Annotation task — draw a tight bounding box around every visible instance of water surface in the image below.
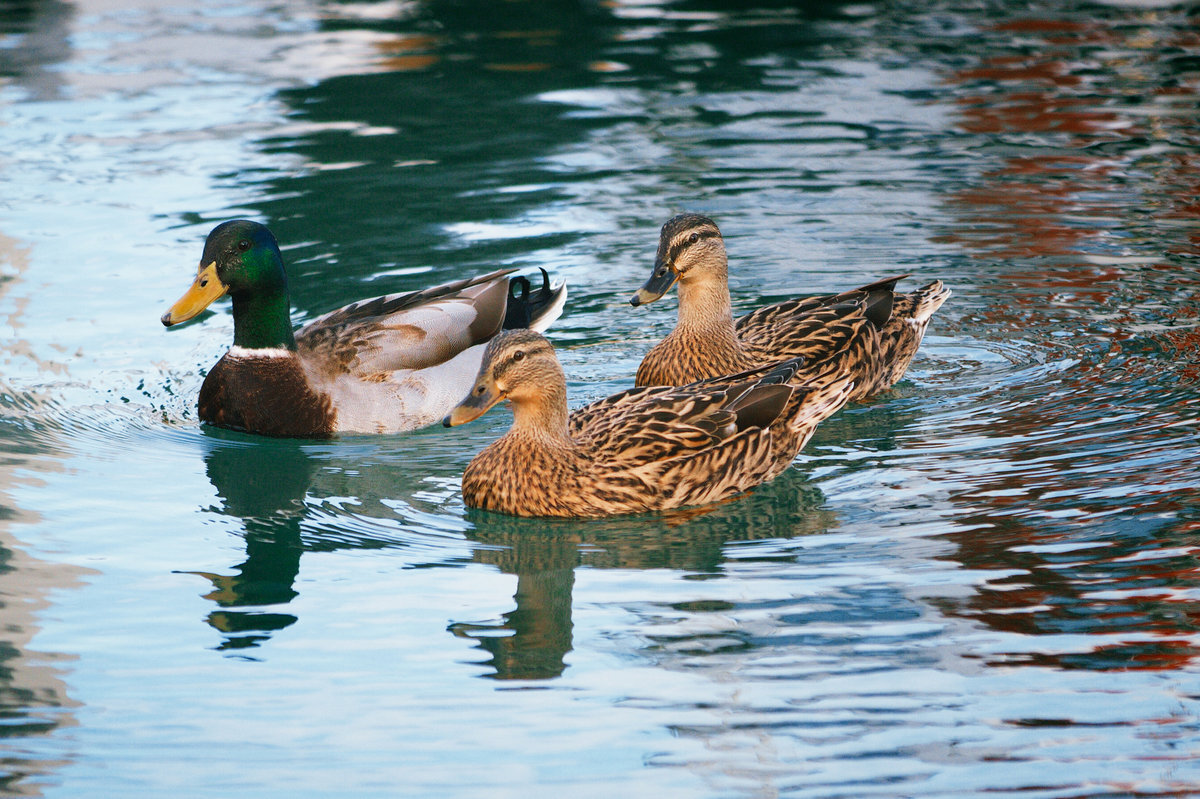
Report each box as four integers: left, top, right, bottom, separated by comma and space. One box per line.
1, 0, 1199, 796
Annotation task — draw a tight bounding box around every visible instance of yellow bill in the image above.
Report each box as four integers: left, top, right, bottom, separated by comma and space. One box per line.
161, 262, 227, 327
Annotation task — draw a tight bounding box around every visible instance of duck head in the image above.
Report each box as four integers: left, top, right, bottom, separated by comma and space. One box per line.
443, 329, 565, 428
162, 220, 296, 350
630, 213, 726, 307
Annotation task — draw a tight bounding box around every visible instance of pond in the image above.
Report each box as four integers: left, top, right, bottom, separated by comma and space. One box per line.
1, 0, 1198, 796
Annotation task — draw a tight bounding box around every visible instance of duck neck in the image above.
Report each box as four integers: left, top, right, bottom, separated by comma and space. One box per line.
230, 289, 297, 351
508, 380, 573, 449
675, 257, 740, 349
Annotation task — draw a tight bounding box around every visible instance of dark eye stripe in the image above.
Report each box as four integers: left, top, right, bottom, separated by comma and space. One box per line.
666, 228, 719, 265
493, 342, 551, 379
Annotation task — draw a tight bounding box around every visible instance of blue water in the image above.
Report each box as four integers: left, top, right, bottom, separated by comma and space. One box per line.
1, 0, 1199, 796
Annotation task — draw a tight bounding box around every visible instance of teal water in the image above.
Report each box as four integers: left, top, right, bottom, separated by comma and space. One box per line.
2, 0, 1199, 796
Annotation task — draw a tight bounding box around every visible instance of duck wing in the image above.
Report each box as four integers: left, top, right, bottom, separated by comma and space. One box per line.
737, 272, 903, 340
296, 268, 516, 376
570, 385, 732, 465
735, 298, 883, 364
744, 274, 907, 321
646, 382, 796, 508
571, 377, 792, 469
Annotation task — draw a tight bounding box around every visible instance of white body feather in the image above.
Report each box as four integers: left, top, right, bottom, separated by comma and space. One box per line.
297, 274, 567, 434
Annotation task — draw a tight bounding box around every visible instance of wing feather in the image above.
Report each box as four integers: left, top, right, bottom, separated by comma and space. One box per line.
296, 269, 514, 375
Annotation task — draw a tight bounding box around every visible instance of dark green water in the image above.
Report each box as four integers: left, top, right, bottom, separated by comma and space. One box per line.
1, 0, 1198, 795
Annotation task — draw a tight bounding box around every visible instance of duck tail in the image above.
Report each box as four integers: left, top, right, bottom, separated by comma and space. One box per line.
503, 268, 569, 332
905, 280, 951, 325
782, 363, 855, 449
852, 273, 909, 295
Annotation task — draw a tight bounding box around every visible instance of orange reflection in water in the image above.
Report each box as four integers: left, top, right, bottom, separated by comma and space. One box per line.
939, 12, 1199, 273
373, 34, 442, 71
933, 12, 1200, 671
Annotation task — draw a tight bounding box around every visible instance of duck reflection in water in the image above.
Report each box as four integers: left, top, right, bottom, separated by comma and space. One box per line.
449, 525, 577, 682
452, 478, 836, 681
182, 435, 314, 652
183, 432, 839, 672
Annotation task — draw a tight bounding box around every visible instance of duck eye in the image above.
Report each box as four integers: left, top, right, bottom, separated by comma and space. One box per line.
512, 350, 525, 361
689, 232, 700, 243
237, 239, 252, 252
476, 385, 486, 395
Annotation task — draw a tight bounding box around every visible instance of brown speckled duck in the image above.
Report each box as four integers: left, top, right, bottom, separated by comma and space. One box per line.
630, 213, 949, 399
161, 220, 566, 437
442, 329, 854, 518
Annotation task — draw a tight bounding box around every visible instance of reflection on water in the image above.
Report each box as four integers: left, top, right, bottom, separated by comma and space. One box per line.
193, 423, 839, 674
457, 479, 836, 680
186, 436, 313, 650
0, 174, 82, 795
448, 556, 576, 682
0, 528, 84, 796
187, 430, 475, 652
924, 6, 1200, 673
0, 0, 1199, 795
0, 0, 73, 101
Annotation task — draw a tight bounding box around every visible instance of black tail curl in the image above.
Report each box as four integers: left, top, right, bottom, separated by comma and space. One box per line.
503, 268, 554, 330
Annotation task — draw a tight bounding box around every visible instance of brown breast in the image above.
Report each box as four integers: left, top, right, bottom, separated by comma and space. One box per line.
635, 332, 758, 387
198, 352, 336, 438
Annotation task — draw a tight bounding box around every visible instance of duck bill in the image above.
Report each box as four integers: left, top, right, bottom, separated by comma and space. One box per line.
443, 382, 504, 427
161, 262, 227, 326
629, 260, 678, 307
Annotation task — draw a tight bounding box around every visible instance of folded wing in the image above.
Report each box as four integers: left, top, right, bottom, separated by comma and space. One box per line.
296, 268, 514, 375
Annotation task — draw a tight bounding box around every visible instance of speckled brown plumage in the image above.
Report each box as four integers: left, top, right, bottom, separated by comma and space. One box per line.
874, 282, 952, 389
632, 214, 950, 400
445, 330, 854, 518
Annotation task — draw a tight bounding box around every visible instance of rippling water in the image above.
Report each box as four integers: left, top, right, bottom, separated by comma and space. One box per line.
1, 0, 1198, 796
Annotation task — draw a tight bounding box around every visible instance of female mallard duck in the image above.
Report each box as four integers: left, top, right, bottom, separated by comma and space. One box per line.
630, 213, 950, 398
161, 220, 566, 438
442, 329, 853, 518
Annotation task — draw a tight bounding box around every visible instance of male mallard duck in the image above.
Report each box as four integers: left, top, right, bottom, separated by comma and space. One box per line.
630, 213, 949, 398
442, 329, 853, 518
162, 220, 566, 437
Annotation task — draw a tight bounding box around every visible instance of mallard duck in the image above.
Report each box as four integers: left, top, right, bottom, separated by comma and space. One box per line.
161, 220, 566, 437
442, 329, 853, 518
630, 213, 949, 398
